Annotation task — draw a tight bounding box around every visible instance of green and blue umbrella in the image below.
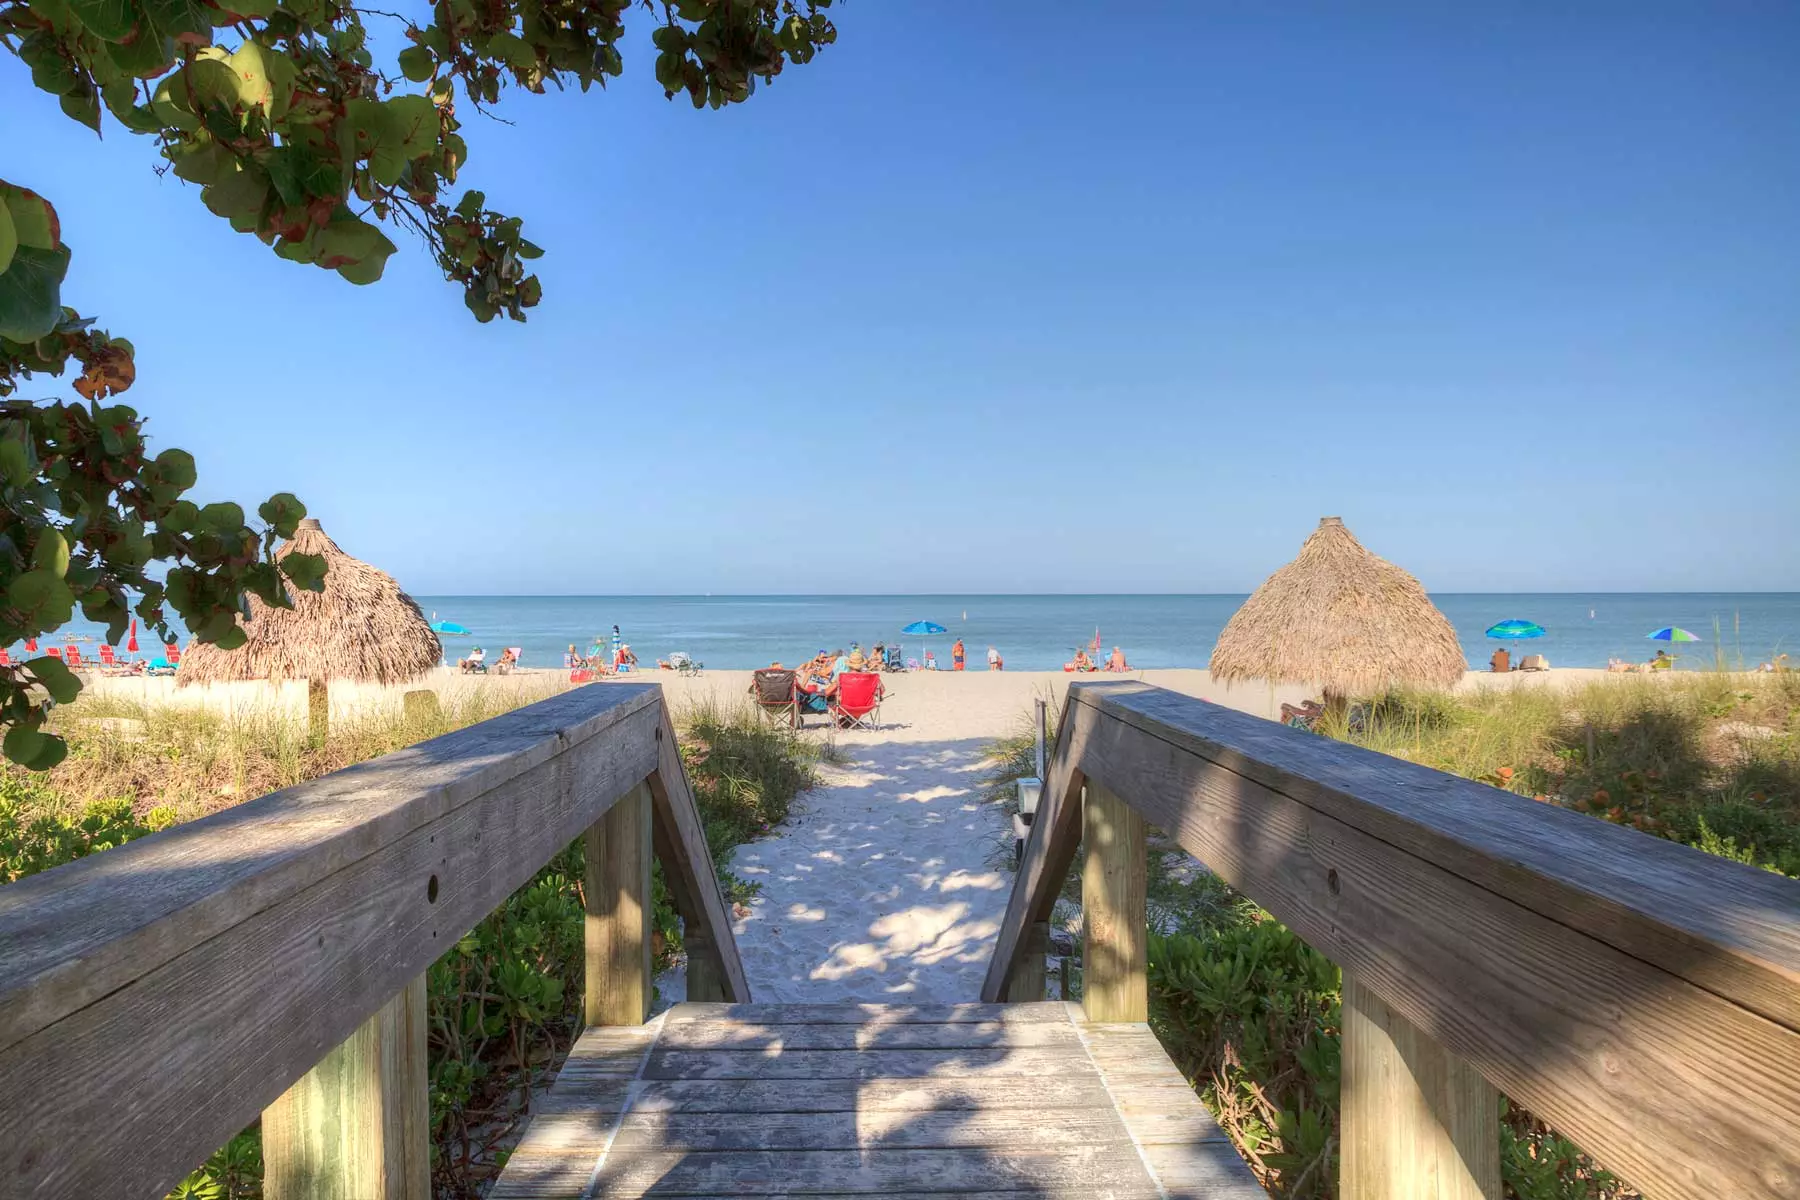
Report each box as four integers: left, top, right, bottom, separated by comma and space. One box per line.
1647, 626, 1701, 643
1485, 620, 1546, 640
430, 620, 471, 636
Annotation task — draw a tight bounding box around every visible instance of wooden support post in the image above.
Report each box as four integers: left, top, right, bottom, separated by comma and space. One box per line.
585, 781, 653, 1026
1005, 920, 1050, 1002
262, 973, 428, 1200
1341, 971, 1501, 1200
683, 925, 726, 1003
1081, 781, 1146, 1023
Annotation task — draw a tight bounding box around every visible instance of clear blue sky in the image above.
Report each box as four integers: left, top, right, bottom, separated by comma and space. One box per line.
8, 2, 1798, 594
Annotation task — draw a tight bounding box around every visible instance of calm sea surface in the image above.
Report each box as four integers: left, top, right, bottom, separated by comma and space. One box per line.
34, 594, 1799, 673
381, 594, 1800, 673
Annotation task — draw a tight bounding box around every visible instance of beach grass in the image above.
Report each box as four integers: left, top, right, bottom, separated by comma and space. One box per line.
0, 685, 821, 1199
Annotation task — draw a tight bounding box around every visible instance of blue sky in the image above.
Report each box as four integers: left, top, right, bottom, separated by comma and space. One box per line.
8, 1, 1798, 594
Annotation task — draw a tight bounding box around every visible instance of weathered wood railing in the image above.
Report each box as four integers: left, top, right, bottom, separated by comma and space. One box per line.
984, 681, 1800, 1199
0, 682, 745, 1200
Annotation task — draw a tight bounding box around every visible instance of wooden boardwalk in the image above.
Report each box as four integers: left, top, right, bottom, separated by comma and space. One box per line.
492, 1002, 1260, 1199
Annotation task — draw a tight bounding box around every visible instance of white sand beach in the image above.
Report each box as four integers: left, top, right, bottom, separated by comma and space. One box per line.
644, 666, 1615, 1005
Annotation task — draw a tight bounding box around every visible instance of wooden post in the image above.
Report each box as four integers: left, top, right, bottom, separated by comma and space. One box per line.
1005, 921, 1050, 1002
585, 781, 653, 1026
1341, 971, 1501, 1199
262, 973, 428, 1200
307, 677, 329, 743
684, 925, 726, 1003
1081, 781, 1146, 1023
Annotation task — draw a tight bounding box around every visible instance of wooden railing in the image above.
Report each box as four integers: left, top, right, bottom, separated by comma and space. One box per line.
0, 683, 745, 1200
984, 681, 1800, 1200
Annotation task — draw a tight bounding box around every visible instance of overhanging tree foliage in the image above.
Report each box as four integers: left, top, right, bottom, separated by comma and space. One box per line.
0, 0, 838, 765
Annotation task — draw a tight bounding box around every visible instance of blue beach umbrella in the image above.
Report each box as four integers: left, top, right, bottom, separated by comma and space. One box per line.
430, 620, 471, 636
1647, 626, 1701, 643
1485, 619, 1545, 640
901, 620, 947, 667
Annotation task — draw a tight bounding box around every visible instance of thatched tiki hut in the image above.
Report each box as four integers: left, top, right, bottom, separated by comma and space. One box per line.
177, 518, 441, 734
1209, 516, 1466, 704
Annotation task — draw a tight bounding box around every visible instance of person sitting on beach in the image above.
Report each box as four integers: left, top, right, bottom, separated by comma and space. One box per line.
1489, 648, 1511, 673
565, 644, 587, 670
494, 647, 519, 675
923, 650, 938, 670
1066, 649, 1095, 672
1106, 646, 1128, 672
1650, 649, 1674, 671
615, 644, 638, 671
848, 645, 868, 671
460, 646, 487, 674
1280, 699, 1326, 730
796, 651, 829, 692
1607, 657, 1632, 673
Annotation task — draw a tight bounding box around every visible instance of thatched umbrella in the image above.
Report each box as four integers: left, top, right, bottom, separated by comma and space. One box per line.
177, 518, 441, 732
1209, 516, 1466, 701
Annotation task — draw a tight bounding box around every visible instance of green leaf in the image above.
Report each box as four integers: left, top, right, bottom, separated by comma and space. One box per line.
347, 96, 436, 187
314, 218, 395, 284
8, 569, 76, 627
27, 655, 82, 704
227, 40, 297, 119
65, 0, 139, 42
0, 438, 31, 485
5, 726, 68, 771
104, 32, 175, 80
59, 89, 103, 133
153, 447, 197, 490
516, 238, 543, 260
1, 185, 59, 251
33, 529, 69, 577
282, 550, 327, 592
397, 44, 434, 82
139, 0, 210, 43
0, 244, 71, 343
454, 189, 485, 220
483, 31, 535, 69
257, 492, 306, 537
198, 500, 244, 531
0, 203, 14, 276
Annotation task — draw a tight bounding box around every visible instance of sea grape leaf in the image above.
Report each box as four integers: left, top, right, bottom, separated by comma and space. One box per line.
65, 0, 140, 42
1, 185, 59, 251
227, 40, 297, 118
27, 655, 82, 704
59, 89, 104, 132
0, 204, 15, 275
8, 569, 76, 627
0, 245, 71, 342
5, 726, 68, 771
257, 491, 305, 537
397, 44, 434, 82
33, 529, 69, 577
282, 550, 326, 591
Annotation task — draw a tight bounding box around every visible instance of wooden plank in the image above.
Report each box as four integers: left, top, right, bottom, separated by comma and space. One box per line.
655, 1019, 1079, 1051
1342, 971, 1500, 1199
591, 1144, 1160, 1197
0, 687, 662, 1200
1140, 1141, 1266, 1199
645, 702, 749, 1002
262, 974, 429, 1200
608, 1107, 1133, 1151
586, 782, 653, 1027
980, 696, 1087, 1003
1058, 683, 1800, 1200
664, 1001, 1070, 1025
643, 1046, 1096, 1081
1073, 681, 1800, 1030
1081, 781, 1147, 1023
612, 1075, 1117, 1114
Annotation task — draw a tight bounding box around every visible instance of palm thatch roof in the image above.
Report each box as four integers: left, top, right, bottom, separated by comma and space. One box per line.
1209, 516, 1466, 695
177, 519, 441, 687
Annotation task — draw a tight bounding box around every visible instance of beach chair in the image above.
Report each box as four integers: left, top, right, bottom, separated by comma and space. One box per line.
883, 645, 903, 673
830, 672, 883, 731
64, 646, 85, 670
165, 643, 182, 665
1519, 654, 1549, 672
750, 668, 800, 729
0, 649, 9, 667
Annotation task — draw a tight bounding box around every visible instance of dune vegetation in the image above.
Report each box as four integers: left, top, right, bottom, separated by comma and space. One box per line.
0, 685, 824, 1199
983, 671, 1798, 1199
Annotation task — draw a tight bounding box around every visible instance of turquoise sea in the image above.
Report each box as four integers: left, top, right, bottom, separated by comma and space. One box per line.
392, 594, 1800, 673
30, 594, 1799, 673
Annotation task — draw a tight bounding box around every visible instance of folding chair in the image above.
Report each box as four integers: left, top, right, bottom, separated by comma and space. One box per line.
750, 668, 800, 729
830, 672, 883, 731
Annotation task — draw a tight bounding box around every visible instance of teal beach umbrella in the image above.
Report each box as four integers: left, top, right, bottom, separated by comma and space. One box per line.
1647, 627, 1701, 643
901, 620, 946, 666
430, 620, 471, 636
1485, 619, 1545, 640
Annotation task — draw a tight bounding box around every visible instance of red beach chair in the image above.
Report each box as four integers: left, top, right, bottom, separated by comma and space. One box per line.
0, 649, 10, 666
64, 646, 85, 669
830, 672, 883, 731
165, 643, 182, 665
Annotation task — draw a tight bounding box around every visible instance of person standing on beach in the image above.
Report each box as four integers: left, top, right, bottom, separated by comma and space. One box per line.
952, 638, 966, 671
987, 645, 1001, 670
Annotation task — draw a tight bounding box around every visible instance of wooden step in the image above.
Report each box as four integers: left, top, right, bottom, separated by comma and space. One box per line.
491, 1002, 1261, 1198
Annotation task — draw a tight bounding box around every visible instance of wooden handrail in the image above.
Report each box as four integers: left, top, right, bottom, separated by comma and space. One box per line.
0, 683, 747, 1200
985, 681, 1800, 1200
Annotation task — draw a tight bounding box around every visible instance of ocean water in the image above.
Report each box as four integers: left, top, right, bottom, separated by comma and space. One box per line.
389, 594, 1800, 673
29, 594, 1798, 673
